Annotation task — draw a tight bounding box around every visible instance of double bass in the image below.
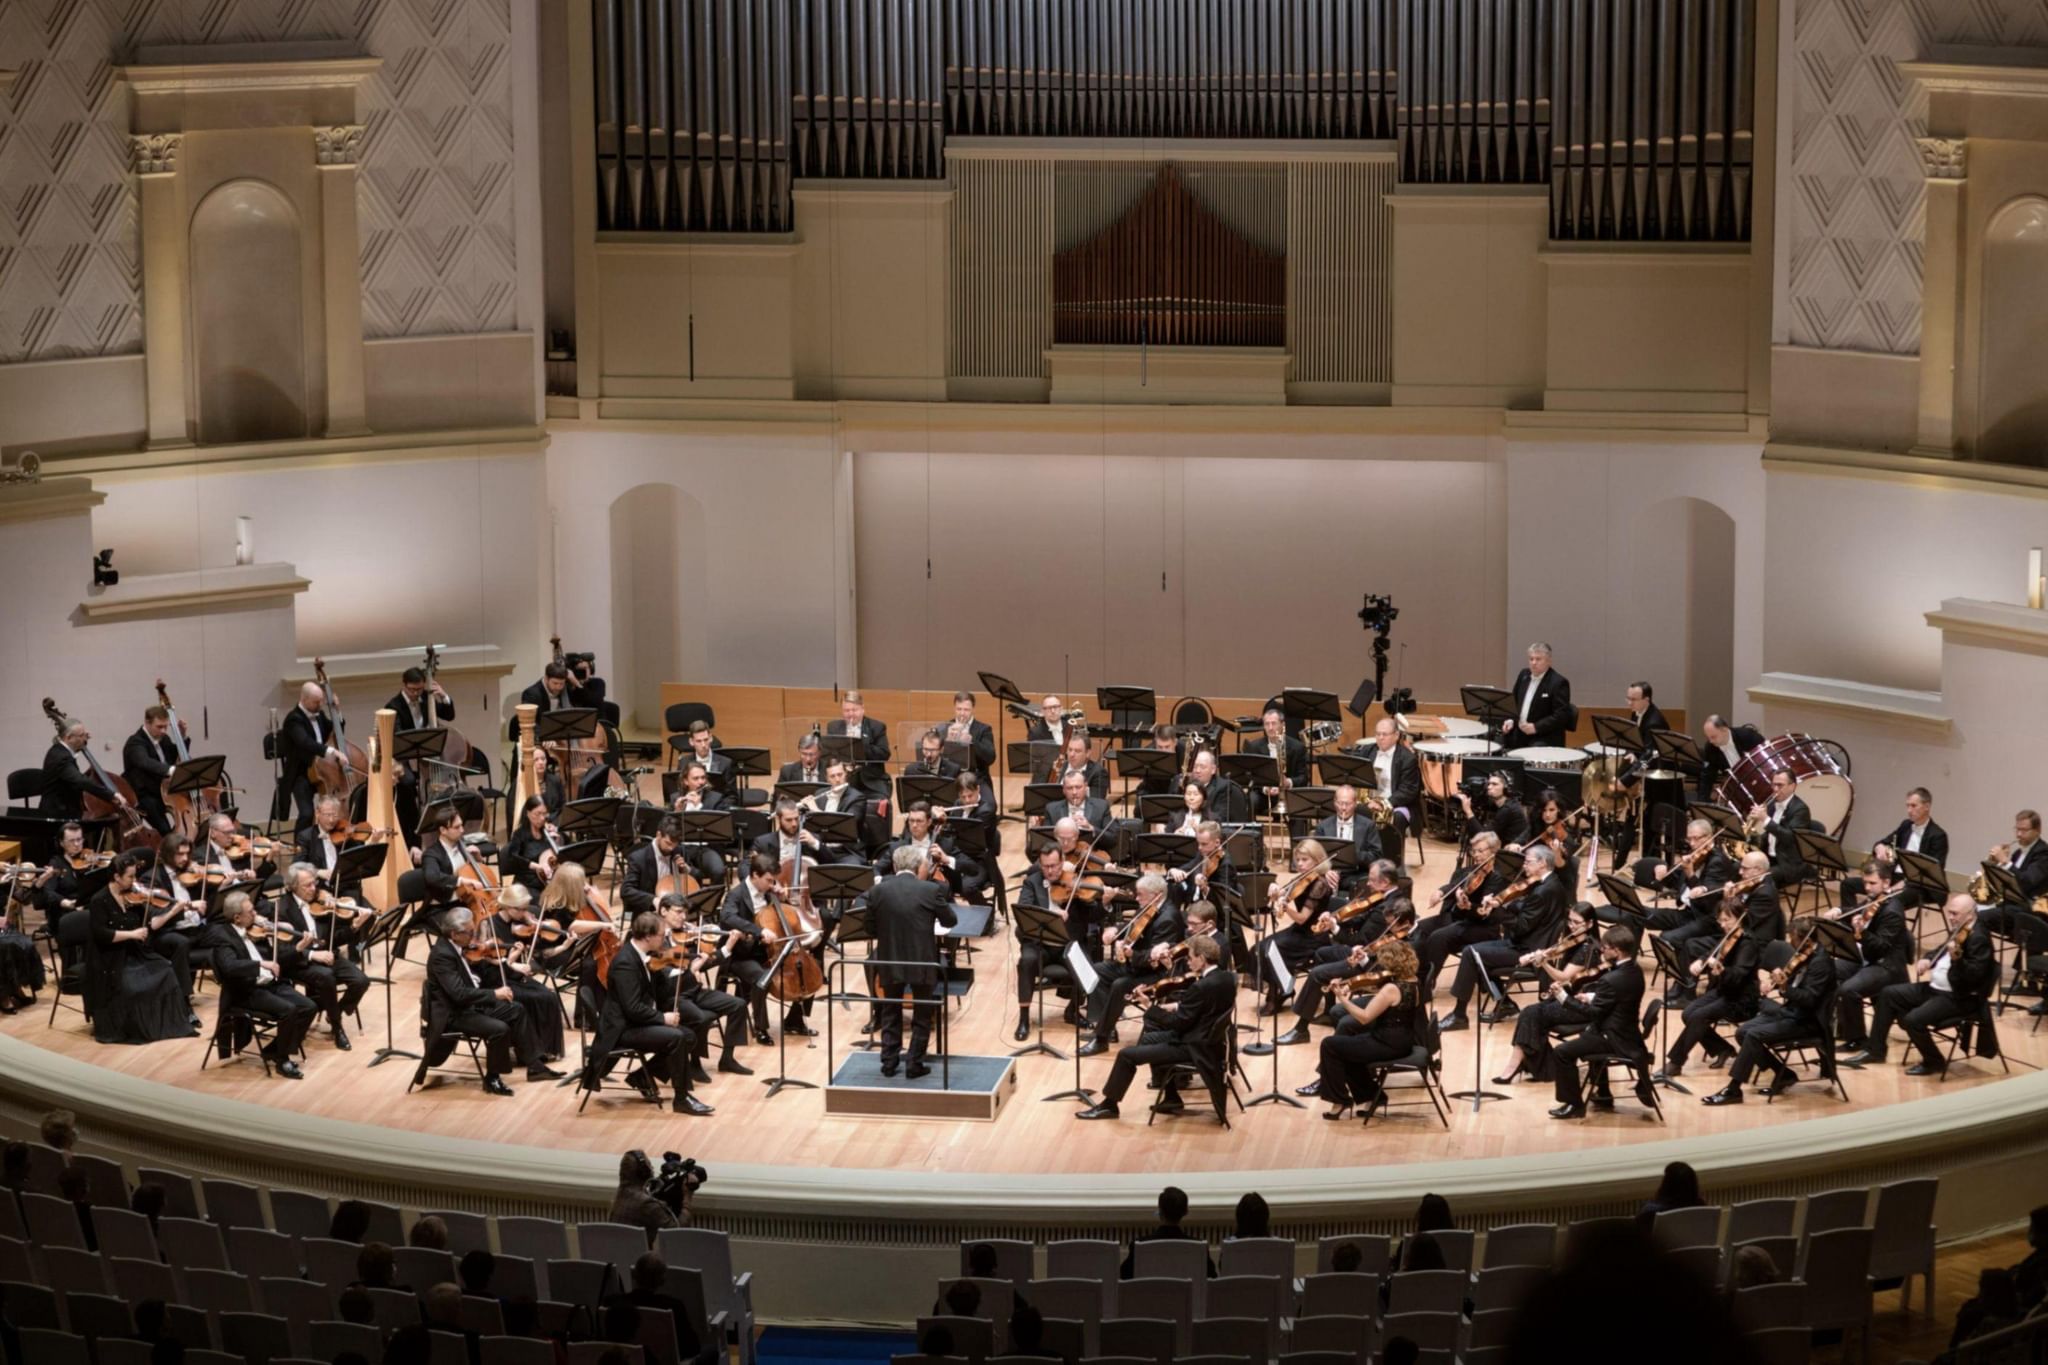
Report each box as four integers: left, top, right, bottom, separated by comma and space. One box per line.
419, 644, 477, 774
308, 659, 369, 804
40, 698, 157, 852
153, 678, 224, 840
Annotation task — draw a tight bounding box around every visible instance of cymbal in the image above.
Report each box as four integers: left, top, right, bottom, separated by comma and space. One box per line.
1641, 767, 1683, 781
1582, 758, 1632, 814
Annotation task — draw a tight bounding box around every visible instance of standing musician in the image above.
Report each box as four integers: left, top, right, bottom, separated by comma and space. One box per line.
1747, 770, 1810, 889
1275, 864, 1410, 1047
870, 846, 959, 1078
1549, 924, 1651, 1120
1076, 874, 1184, 1056
1487, 902, 1603, 1084
1360, 720, 1423, 867
1014, 843, 1087, 1039
1076, 934, 1236, 1121
825, 691, 891, 801
1607, 682, 1670, 865
37, 823, 98, 934
1438, 845, 1569, 1032
271, 864, 373, 1050
86, 851, 196, 1045
478, 884, 568, 1065
1166, 821, 1243, 965
581, 911, 711, 1115
416, 806, 471, 905
1457, 771, 1529, 849
719, 852, 815, 1043
1411, 830, 1513, 993
1501, 642, 1575, 751
121, 705, 184, 835
1187, 751, 1249, 825
41, 717, 127, 821
1873, 787, 1948, 871
1705, 915, 1840, 1104
1640, 819, 1737, 954
564, 650, 620, 727
1045, 771, 1111, 837
278, 681, 344, 825
211, 891, 317, 1078
904, 730, 961, 782
419, 906, 556, 1095
1697, 715, 1766, 801
1659, 902, 1760, 1078
1315, 785, 1384, 895
1244, 708, 1308, 818
941, 691, 997, 778
500, 796, 560, 896
140, 835, 208, 998
1251, 840, 1336, 1012
1825, 860, 1914, 1056
297, 796, 368, 901
877, 802, 969, 899
1853, 893, 1998, 1074
387, 666, 456, 837
654, 891, 751, 1079
1971, 809, 2048, 946
778, 733, 826, 786
1311, 940, 1425, 1120
623, 818, 697, 919
667, 763, 730, 883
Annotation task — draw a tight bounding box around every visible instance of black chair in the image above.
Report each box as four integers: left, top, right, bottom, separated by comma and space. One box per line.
5, 769, 49, 814
575, 1043, 669, 1113
48, 913, 93, 1026
1921, 1003, 2010, 1081
1146, 1010, 1241, 1128
1359, 1013, 1451, 1130
202, 1001, 283, 1077
1582, 1051, 1665, 1121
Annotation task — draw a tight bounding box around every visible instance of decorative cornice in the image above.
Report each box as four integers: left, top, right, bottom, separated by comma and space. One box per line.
1901, 46, 2048, 98
1918, 137, 1968, 182
314, 124, 365, 167
77, 564, 310, 622
0, 477, 107, 525
116, 43, 381, 97
1925, 598, 2048, 657
1747, 672, 1952, 735
128, 132, 181, 177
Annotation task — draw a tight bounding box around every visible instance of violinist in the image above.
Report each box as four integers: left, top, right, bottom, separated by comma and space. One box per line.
477, 884, 567, 1064
1075, 933, 1234, 1122
1438, 845, 1569, 1033
420, 906, 556, 1096
41, 717, 125, 821
623, 818, 694, 920
777, 732, 826, 786
87, 851, 196, 1044
1168, 821, 1243, 965
1824, 859, 1913, 1055
824, 691, 891, 801
1311, 939, 1424, 1120
1411, 830, 1512, 993
500, 796, 559, 896
1489, 902, 1604, 1085
1251, 840, 1336, 1013
942, 691, 996, 778
417, 806, 470, 904
581, 910, 713, 1113
1705, 915, 1839, 1104
719, 852, 808, 1044
1549, 925, 1650, 1119
1244, 708, 1307, 818
1658, 902, 1759, 1079
37, 823, 97, 932
272, 864, 372, 1050
278, 681, 345, 825
1014, 843, 1088, 1039
121, 705, 182, 836
655, 890, 750, 1079
0, 864, 44, 1013
1078, 874, 1184, 1056
1851, 893, 1996, 1074
1045, 771, 1110, 838
211, 891, 317, 1076
1641, 819, 1736, 951
1457, 771, 1529, 849
904, 729, 961, 782
537, 862, 616, 1019
1188, 750, 1249, 825
1275, 863, 1408, 1048
141, 835, 208, 997
1315, 786, 1383, 897
876, 802, 965, 899
202, 812, 273, 892
667, 764, 729, 883
1731, 849, 1786, 946
1515, 790, 1583, 887
297, 795, 371, 901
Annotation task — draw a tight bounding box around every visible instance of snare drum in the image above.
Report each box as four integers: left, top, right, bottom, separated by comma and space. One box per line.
1717, 733, 1854, 838
1517, 746, 1591, 774
1415, 737, 1499, 799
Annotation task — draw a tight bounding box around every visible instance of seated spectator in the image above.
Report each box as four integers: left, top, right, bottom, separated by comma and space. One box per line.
600, 1251, 718, 1365
330, 1198, 372, 1243
409, 1215, 449, 1250
1009, 1303, 1059, 1360
39, 1108, 78, 1160
1940, 1268, 2024, 1365
1502, 1222, 1751, 1365
1233, 1192, 1271, 1239
1637, 1161, 1704, 1226
421, 1283, 480, 1364
1393, 1193, 1453, 1272
336, 1285, 374, 1325
130, 1182, 167, 1234
458, 1249, 497, 1297
1119, 1185, 1215, 1278
57, 1167, 95, 1250
352, 1241, 406, 1291
933, 1280, 980, 1319
1330, 1242, 1365, 1273
964, 1243, 1000, 1279
1727, 1244, 1781, 1293
2010, 1206, 2048, 1311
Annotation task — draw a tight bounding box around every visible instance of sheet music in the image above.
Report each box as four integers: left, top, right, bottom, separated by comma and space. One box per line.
1065, 941, 1100, 995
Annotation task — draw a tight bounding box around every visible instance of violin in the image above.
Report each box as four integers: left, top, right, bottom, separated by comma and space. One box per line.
66, 851, 116, 871
1479, 872, 1539, 918
647, 928, 709, 973
1768, 929, 1821, 993
1556, 954, 1622, 999
1702, 919, 1748, 974
1331, 885, 1392, 924
326, 820, 393, 847
225, 834, 282, 860
247, 919, 298, 944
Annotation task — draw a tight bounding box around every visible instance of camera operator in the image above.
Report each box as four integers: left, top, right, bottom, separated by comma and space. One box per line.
566, 653, 621, 728
610, 1149, 707, 1232
1457, 771, 1529, 849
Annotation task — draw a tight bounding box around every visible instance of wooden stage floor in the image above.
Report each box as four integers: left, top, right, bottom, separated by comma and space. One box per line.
8, 821, 2039, 1179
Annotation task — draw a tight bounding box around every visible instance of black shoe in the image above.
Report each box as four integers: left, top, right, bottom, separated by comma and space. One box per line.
1437, 1013, 1469, 1032
1075, 1102, 1120, 1120
275, 1060, 305, 1080
1905, 1061, 1945, 1077
482, 1074, 514, 1097
1589, 1095, 1616, 1112
1702, 1086, 1743, 1106
1273, 1026, 1310, 1046
688, 1063, 714, 1087
1764, 1071, 1797, 1098
1839, 1049, 1884, 1068
905, 1061, 931, 1080
1062, 1000, 1081, 1026
624, 1067, 658, 1100
526, 1064, 566, 1082
784, 1019, 818, 1037
1706, 1051, 1730, 1071
332, 1024, 352, 1052
1491, 1073, 1521, 1086
1548, 1103, 1587, 1120
859, 1018, 881, 1036
1480, 1000, 1521, 1024
1652, 1066, 1683, 1083
1014, 1013, 1031, 1043
1077, 1039, 1108, 1057
1295, 1080, 1322, 1098
717, 1056, 754, 1076
878, 1061, 899, 1078
674, 1093, 715, 1116
752, 1028, 774, 1046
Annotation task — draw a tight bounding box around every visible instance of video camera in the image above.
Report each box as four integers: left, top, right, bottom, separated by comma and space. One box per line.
647, 1150, 708, 1213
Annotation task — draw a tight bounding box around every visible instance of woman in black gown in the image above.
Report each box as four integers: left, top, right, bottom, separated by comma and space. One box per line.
1315, 939, 1425, 1119
86, 852, 194, 1044
499, 796, 558, 896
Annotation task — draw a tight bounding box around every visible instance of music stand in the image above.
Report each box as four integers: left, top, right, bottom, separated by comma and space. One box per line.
1646, 934, 1692, 1094
1220, 751, 1278, 803
1129, 833, 1197, 868
677, 811, 733, 861
1792, 827, 1849, 884
557, 839, 609, 874
1652, 729, 1706, 784
719, 745, 770, 793
804, 812, 861, 857
392, 728, 449, 812
1316, 753, 1377, 788
1448, 944, 1512, 1110
817, 735, 867, 769
1134, 794, 1184, 830
1023, 827, 1063, 859
897, 774, 960, 812
1811, 917, 1858, 963
332, 841, 387, 891
1243, 942, 1304, 1109
1114, 746, 1178, 806
1460, 685, 1516, 739
1021, 783, 1064, 823
1894, 849, 1949, 909
773, 781, 826, 807
1687, 801, 1743, 841
1220, 826, 1262, 869
165, 755, 226, 814
1595, 872, 1651, 923
1011, 904, 1071, 1060
357, 903, 420, 1068
1286, 785, 1337, 828
757, 937, 820, 1099
1590, 714, 1643, 753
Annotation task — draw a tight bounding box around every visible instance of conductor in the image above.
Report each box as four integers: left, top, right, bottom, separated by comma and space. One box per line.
870, 844, 957, 1079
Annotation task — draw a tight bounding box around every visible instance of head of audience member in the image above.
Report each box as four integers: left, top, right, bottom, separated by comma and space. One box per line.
336, 1285, 374, 1324
408, 1215, 448, 1250
130, 1181, 166, 1230
330, 1199, 372, 1243
1158, 1185, 1190, 1228
1414, 1192, 1453, 1235
1330, 1242, 1364, 1273
459, 1249, 496, 1296
422, 1282, 463, 1329
944, 1279, 981, 1317
966, 1243, 999, 1278
1727, 1244, 1780, 1292
1403, 1235, 1446, 1272
356, 1240, 397, 1289
39, 1108, 77, 1154
1235, 1192, 1271, 1239
631, 1252, 668, 1296
1653, 1161, 1703, 1211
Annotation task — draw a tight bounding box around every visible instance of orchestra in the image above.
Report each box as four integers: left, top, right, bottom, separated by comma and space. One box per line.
2, 644, 2037, 1139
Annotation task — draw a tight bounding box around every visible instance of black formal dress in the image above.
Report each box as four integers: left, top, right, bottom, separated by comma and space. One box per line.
870, 872, 958, 1071
1507, 937, 1603, 1080
0, 889, 46, 1004
86, 889, 190, 1045
475, 912, 567, 1061
498, 827, 555, 896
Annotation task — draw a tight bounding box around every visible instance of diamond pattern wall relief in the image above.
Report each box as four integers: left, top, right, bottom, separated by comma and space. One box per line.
0, 0, 516, 363
1787, 0, 2048, 355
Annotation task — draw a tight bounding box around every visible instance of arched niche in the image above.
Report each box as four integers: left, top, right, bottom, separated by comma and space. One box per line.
1977, 196, 2048, 467
190, 180, 308, 444
606, 482, 708, 728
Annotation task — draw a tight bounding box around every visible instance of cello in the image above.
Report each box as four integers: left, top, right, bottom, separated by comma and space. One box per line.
308, 659, 369, 805
40, 698, 157, 852
756, 880, 826, 1004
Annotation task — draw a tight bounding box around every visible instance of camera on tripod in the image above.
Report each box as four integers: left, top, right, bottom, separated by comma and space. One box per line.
1358, 594, 1399, 634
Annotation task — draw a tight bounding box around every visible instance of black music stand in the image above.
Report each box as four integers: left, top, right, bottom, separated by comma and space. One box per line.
1284, 688, 1341, 760
1688, 801, 1743, 841
1893, 849, 1950, 911
1220, 825, 1262, 869
1595, 872, 1652, 924
1096, 685, 1156, 733
1045, 941, 1099, 1104
1653, 730, 1707, 789
1646, 934, 1692, 1094
1220, 752, 1280, 810
773, 781, 826, 807
1316, 753, 1378, 788
1792, 828, 1849, 905
677, 812, 733, 864
1011, 903, 1072, 1060
830, 896, 882, 1049
757, 937, 820, 1099
978, 672, 1027, 791
1134, 794, 1184, 830
804, 812, 861, 858
1243, 942, 1304, 1108
357, 903, 420, 1068
1287, 785, 1338, 829
897, 774, 960, 812
1114, 746, 1178, 808
1448, 943, 1513, 1110
1021, 783, 1064, 824
559, 795, 623, 889
1460, 685, 1516, 741
165, 755, 226, 820
1811, 917, 1858, 964
557, 839, 609, 875
1590, 713, 1643, 755
718, 746, 770, 803
817, 735, 867, 771
332, 841, 387, 892
1129, 833, 1198, 868
392, 728, 449, 814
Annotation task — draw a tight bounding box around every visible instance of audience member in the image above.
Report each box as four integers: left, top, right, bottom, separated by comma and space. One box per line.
458, 1249, 497, 1297
330, 1198, 372, 1243
965, 1243, 1000, 1278
409, 1215, 449, 1250
2008, 1206, 2048, 1310
336, 1285, 375, 1325
1233, 1192, 1271, 1238
1940, 1267, 2025, 1364
1330, 1242, 1365, 1273
1009, 1303, 1059, 1359
1638, 1160, 1704, 1225
421, 1283, 480, 1364
600, 1251, 717, 1365
130, 1181, 167, 1233
57, 1166, 96, 1250
1502, 1223, 1755, 1365
1120, 1184, 1215, 1278
0, 1142, 28, 1198
1727, 1244, 1781, 1293
934, 1279, 980, 1318
39, 1108, 78, 1159
354, 1241, 404, 1291
1394, 1193, 1453, 1271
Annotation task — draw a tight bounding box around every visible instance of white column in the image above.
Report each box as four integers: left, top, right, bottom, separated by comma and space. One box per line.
132, 134, 190, 448
1915, 137, 1967, 458
316, 124, 370, 438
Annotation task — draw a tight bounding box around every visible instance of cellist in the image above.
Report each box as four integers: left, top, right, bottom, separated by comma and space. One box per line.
718, 851, 816, 1045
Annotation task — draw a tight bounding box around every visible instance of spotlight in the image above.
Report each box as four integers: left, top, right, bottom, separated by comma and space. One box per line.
92, 549, 118, 588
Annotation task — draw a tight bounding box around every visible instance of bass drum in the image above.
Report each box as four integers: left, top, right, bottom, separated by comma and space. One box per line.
1716, 733, 1854, 838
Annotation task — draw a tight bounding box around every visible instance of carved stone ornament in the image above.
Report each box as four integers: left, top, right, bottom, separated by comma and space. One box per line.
128, 132, 181, 176
1918, 137, 1967, 181
314, 125, 365, 166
